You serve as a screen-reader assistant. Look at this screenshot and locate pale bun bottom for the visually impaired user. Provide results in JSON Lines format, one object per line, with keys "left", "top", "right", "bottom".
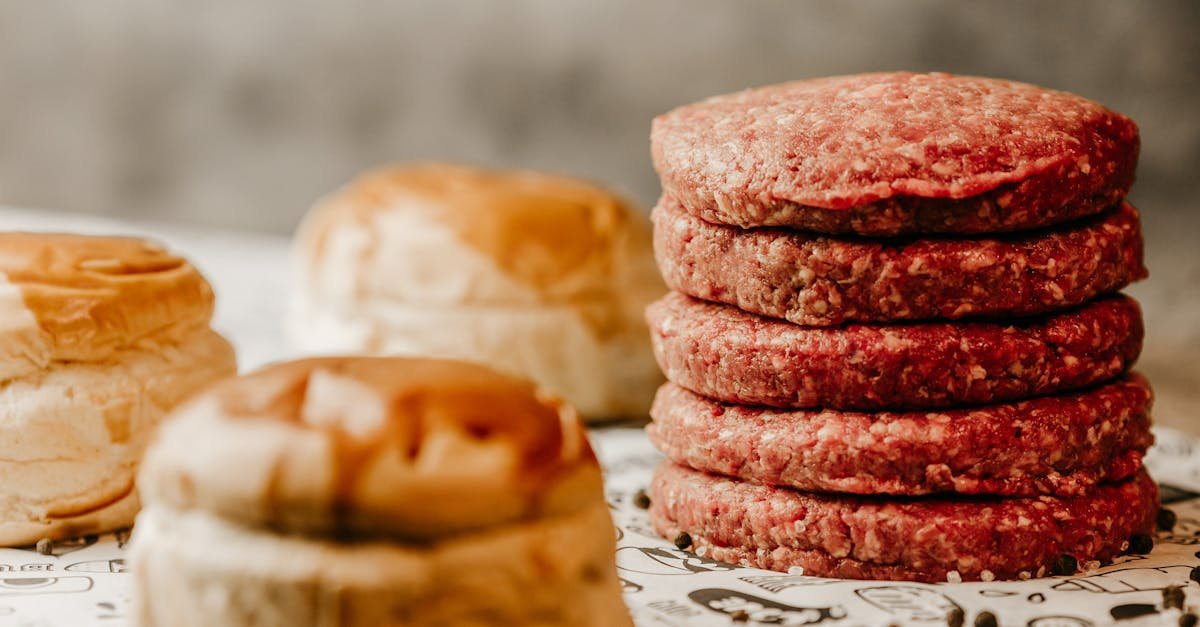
{"left": 130, "top": 502, "right": 632, "bottom": 627}
{"left": 0, "top": 327, "right": 236, "bottom": 546}
{"left": 289, "top": 300, "right": 660, "bottom": 420}
{"left": 0, "top": 488, "right": 139, "bottom": 547}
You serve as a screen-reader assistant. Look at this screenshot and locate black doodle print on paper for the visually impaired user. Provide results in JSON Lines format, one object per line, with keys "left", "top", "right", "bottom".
{"left": 1156, "top": 534, "right": 1200, "bottom": 546}
{"left": 1028, "top": 592, "right": 1046, "bottom": 603}
{"left": 1027, "top": 616, "right": 1094, "bottom": 627}
{"left": 0, "top": 576, "right": 93, "bottom": 597}
{"left": 688, "top": 588, "right": 846, "bottom": 625}
{"left": 740, "top": 574, "right": 838, "bottom": 593}
{"left": 1150, "top": 436, "right": 1197, "bottom": 468}
{"left": 96, "top": 600, "right": 123, "bottom": 620}
{"left": 978, "top": 590, "right": 1018, "bottom": 598}
{"left": 1157, "top": 514, "right": 1200, "bottom": 544}
{"left": 619, "top": 577, "right": 643, "bottom": 593}
{"left": 1109, "top": 554, "right": 1150, "bottom": 566}
{"left": 66, "top": 559, "right": 126, "bottom": 574}
{"left": 616, "top": 546, "right": 738, "bottom": 576}
{"left": 605, "top": 489, "right": 626, "bottom": 511}
{"left": 16, "top": 535, "right": 99, "bottom": 557}
{"left": 1109, "top": 603, "right": 1158, "bottom": 621}
{"left": 854, "top": 586, "right": 961, "bottom": 622}
{"left": 619, "top": 519, "right": 662, "bottom": 540}
{"left": 1051, "top": 565, "right": 1194, "bottom": 593}
{"left": 646, "top": 599, "right": 702, "bottom": 620}
{"left": 1160, "top": 484, "right": 1200, "bottom": 505}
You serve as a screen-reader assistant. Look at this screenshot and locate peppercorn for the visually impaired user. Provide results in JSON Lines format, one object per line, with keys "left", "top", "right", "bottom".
{"left": 946, "top": 607, "right": 965, "bottom": 627}
{"left": 632, "top": 489, "right": 651, "bottom": 509}
{"left": 673, "top": 531, "right": 692, "bottom": 550}
{"left": 35, "top": 538, "right": 53, "bottom": 556}
{"left": 1129, "top": 533, "right": 1154, "bottom": 554}
{"left": 973, "top": 611, "right": 997, "bottom": 627}
{"left": 1052, "top": 554, "right": 1078, "bottom": 576}
{"left": 730, "top": 609, "right": 750, "bottom": 622}
{"left": 1159, "top": 508, "right": 1178, "bottom": 532}
{"left": 1164, "top": 584, "right": 1186, "bottom": 610}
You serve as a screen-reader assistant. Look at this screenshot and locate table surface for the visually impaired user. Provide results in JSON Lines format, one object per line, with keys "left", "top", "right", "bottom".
{"left": 3, "top": 207, "right": 1200, "bottom": 626}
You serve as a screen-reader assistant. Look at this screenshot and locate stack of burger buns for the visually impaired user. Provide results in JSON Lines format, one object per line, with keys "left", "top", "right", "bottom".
{"left": 290, "top": 163, "right": 664, "bottom": 421}
{"left": 0, "top": 233, "right": 236, "bottom": 546}
{"left": 130, "top": 356, "right": 631, "bottom": 626}
{"left": 644, "top": 73, "right": 1158, "bottom": 581}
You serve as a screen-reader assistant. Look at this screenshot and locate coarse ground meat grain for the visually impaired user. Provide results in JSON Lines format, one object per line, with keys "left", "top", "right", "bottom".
{"left": 653, "top": 197, "right": 1146, "bottom": 326}
{"left": 647, "top": 375, "right": 1152, "bottom": 497}
{"left": 646, "top": 292, "right": 1143, "bottom": 410}
{"left": 651, "top": 72, "right": 1139, "bottom": 236}
{"left": 649, "top": 463, "right": 1158, "bottom": 582}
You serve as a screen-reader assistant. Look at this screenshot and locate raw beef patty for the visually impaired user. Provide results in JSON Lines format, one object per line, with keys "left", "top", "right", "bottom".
{"left": 653, "top": 197, "right": 1146, "bottom": 326}
{"left": 649, "top": 462, "right": 1157, "bottom": 582}
{"left": 646, "top": 292, "right": 1143, "bottom": 410}
{"left": 647, "top": 375, "right": 1153, "bottom": 497}
{"left": 651, "top": 72, "right": 1139, "bottom": 236}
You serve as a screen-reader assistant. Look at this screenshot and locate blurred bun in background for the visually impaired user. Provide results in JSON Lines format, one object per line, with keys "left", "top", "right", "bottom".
{"left": 290, "top": 163, "right": 664, "bottom": 420}
{"left": 131, "top": 356, "right": 631, "bottom": 626}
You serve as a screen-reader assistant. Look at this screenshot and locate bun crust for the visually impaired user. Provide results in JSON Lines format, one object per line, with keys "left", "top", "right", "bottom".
{"left": 132, "top": 356, "right": 630, "bottom": 626}
{"left": 291, "top": 163, "right": 667, "bottom": 418}
{"left": 0, "top": 232, "right": 236, "bottom": 545}
{"left": 290, "top": 163, "right": 664, "bottom": 419}
{"left": 0, "top": 233, "right": 216, "bottom": 371}
{"left": 298, "top": 163, "right": 648, "bottom": 303}
{"left": 138, "top": 357, "right": 604, "bottom": 540}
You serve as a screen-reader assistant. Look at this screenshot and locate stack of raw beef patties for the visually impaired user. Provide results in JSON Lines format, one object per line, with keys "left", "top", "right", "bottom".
{"left": 644, "top": 72, "right": 1159, "bottom": 582}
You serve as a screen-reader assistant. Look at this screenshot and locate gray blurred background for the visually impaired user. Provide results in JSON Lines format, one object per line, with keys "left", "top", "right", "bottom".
{"left": 0, "top": 0, "right": 1196, "bottom": 427}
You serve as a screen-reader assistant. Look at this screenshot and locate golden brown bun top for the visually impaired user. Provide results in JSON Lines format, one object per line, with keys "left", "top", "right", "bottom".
{"left": 0, "top": 232, "right": 216, "bottom": 362}
{"left": 138, "top": 356, "right": 604, "bottom": 541}
{"left": 299, "top": 162, "right": 652, "bottom": 300}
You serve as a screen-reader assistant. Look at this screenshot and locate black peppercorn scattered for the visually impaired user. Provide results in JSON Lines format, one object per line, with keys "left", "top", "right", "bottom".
{"left": 1159, "top": 508, "right": 1178, "bottom": 532}
{"left": 673, "top": 531, "right": 692, "bottom": 550}
{"left": 946, "top": 607, "right": 965, "bottom": 627}
{"left": 1180, "top": 613, "right": 1198, "bottom": 627}
{"left": 1190, "top": 565, "right": 1200, "bottom": 584}
{"left": 1129, "top": 533, "right": 1154, "bottom": 554}
{"left": 973, "top": 611, "right": 998, "bottom": 627}
{"left": 1164, "top": 584, "right": 1186, "bottom": 610}
{"left": 35, "top": 538, "right": 53, "bottom": 556}
{"left": 1052, "top": 554, "right": 1078, "bottom": 576}
{"left": 730, "top": 609, "right": 750, "bottom": 622}
{"left": 633, "top": 489, "right": 651, "bottom": 509}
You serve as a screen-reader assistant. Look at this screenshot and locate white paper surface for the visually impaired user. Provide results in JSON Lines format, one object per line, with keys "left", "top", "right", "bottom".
{"left": 0, "top": 427, "right": 1197, "bottom": 627}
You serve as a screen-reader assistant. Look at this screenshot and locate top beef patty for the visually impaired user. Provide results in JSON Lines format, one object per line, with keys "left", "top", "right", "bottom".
{"left": 651, "top": 72, "right": 1138, "bottom": 236}
{"left": 654, "top": 197, "right": 1146, "bottom": 326}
